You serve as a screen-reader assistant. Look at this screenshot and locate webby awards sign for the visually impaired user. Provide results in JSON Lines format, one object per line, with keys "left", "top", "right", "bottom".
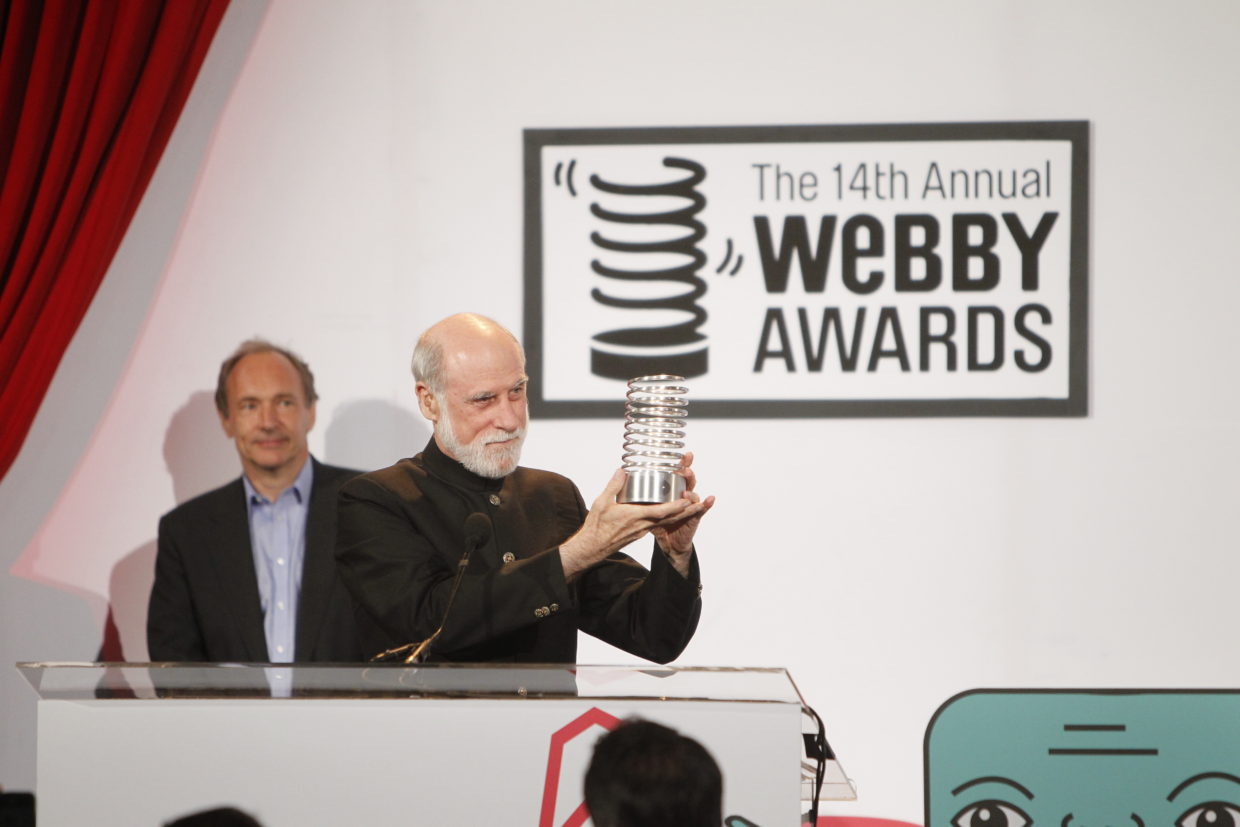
{"left": 523, "top": 122, "right": 1088, "bottom": 417}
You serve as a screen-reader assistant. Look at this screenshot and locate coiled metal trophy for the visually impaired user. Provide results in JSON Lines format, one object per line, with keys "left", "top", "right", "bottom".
{"left": 619, "top": 375, "right": 689, "bottom": 504}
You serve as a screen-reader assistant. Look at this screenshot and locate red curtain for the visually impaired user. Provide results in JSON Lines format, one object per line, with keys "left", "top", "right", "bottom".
{"left": 0, "top": 0, "right": 230, "bottom": 481}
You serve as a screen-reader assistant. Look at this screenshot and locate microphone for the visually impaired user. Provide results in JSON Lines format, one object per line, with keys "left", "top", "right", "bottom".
{"left": 370, "top": 512, "right": 493, "bottom": 664}
{"left": 461, "top": 511, "right": 494, "bottom": 556}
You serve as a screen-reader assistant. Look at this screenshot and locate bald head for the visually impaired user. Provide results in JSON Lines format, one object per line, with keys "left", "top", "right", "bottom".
{"left": 412, "top": 313, "right": 523, "bottom": 393}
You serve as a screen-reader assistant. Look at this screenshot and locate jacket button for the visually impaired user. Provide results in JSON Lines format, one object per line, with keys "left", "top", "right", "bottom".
{"left": 488, "top": 494, "right": 501, "bottom": 506}
{"left": 549, "top": 603, "right": 559, "bottom": 613}
{"left": 502, "top": 552, "right": 515, "bottom": 563}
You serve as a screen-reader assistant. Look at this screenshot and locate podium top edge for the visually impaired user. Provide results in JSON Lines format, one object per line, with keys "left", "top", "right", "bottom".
{"left": 16, "top": 662, "right": 805, "bottom": 704}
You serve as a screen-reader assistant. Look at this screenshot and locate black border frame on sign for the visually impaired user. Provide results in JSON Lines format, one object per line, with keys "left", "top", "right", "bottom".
{"left": 523, "top": 121, "right": 1090, "bottom": 419}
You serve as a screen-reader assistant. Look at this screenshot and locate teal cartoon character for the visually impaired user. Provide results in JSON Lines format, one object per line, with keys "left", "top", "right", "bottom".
{"left": 926, "top": 690, "right": 1240, "bottom": 827}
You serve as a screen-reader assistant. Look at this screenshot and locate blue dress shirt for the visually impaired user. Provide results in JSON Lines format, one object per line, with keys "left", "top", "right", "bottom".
{"left": 242, "top": 458, "right": 313, "bottom": 663}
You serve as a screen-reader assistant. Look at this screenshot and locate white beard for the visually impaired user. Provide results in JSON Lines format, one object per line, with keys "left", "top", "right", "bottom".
{"left": 436, "top": 404, "right": 525, "bottom": 479}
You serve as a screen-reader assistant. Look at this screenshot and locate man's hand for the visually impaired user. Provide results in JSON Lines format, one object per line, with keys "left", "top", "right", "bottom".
{"left": 651, "top": 452, "right": 714, "bottom": 575}
{"left": 560, "top": 453, "right": 715, "bottom": 580}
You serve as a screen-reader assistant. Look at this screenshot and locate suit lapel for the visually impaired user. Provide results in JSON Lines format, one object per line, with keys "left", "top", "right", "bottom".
{"left": 296, "top": 460, "right": 334, "bottom": 660}
{"left": 211, "top": 480, "right": 269, "bottom": 661}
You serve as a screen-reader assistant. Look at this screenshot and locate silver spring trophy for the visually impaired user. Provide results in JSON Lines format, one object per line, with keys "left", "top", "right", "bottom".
{"left": 619, "top": 375, "right": 689, "bottom": 504}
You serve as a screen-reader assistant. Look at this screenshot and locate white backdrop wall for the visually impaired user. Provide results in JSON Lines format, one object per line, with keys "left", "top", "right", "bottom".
{"left": 3, "top": 0, "right": 1239, "bottom": 821}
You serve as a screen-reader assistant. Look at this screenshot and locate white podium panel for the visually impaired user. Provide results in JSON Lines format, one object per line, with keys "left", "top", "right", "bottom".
{"left": 20, "top": 663, "right": 854, "bottom": 826}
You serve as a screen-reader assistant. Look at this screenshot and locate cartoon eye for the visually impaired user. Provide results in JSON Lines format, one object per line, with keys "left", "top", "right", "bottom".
{"left": 952, "top": 800, "right": 1032, "bottom": 827}
{"left": 1177, "top": 802, "right": 1240, "bottom": 827}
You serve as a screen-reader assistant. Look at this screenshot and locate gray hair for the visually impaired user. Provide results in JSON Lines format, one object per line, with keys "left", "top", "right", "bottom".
{"left": 410, "top": 330, "right": 445, "bottom": 393}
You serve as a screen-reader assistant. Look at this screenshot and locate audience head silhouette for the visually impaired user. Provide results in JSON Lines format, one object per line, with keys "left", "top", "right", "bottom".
{"left": 585, "top": 718, "right": 723, "bottom": 827}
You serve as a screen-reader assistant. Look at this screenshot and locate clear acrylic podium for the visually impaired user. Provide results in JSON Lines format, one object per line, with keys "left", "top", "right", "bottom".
{"left": 19, "top": 662, "right": 853, "bottom": 826}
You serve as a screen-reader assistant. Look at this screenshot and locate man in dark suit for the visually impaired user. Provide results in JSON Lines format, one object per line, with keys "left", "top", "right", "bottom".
{"left": 147, "top": 340, "right": 361, "bottom": 662}
{"left": 335, "top": 314, "right": 713, "bottom": 664}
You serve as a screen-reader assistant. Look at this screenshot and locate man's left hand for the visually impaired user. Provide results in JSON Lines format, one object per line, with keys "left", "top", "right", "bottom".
{"left": 652, "top": 452, "right": 715, "bottom": 577}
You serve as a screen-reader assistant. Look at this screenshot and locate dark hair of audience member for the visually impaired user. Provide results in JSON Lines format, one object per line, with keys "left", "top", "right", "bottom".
{"left": 164, "top": 805, "right": 264, "bottom": 827}
{"left": 584, "top": 718, "right": 723, "bottom": 827}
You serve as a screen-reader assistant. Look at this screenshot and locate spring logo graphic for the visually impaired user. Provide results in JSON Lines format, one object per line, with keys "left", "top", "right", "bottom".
{"left": 585, "top": 157, "right": 710, "bottom": 380}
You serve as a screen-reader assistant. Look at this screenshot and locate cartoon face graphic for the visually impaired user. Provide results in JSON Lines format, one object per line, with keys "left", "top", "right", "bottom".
{"left": 926, "top": 691, "right": 1240, "bottom": 827}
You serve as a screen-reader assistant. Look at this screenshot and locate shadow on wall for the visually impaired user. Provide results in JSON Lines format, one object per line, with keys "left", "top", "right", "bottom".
{"left": 324, "top": 398, "right": 428, "bottom": 472}
{"left": 0, "top": 570, "right": 100, "bottom": 796}
{"left": 97, "top": 391, "right": 236, "bottom": 661}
